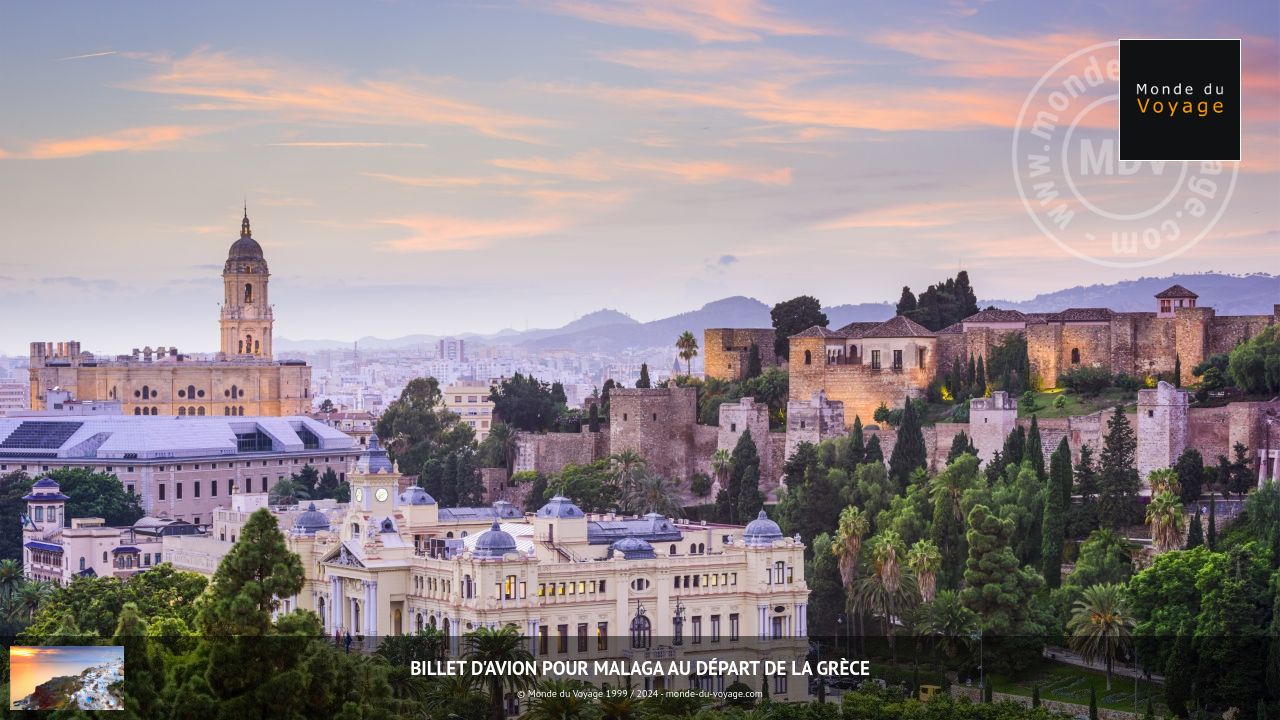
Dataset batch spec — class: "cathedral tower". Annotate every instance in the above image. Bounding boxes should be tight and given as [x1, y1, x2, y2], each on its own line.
[220, 207, 274, 358]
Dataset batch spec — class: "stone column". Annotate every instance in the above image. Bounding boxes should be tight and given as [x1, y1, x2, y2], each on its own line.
[330, 577, 341, 632]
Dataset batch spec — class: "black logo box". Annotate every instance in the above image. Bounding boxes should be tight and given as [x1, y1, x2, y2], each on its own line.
[1119, 39, 1241, 161]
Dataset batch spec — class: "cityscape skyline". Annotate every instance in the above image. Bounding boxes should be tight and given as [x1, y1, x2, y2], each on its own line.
[2, 0, 1277, 356]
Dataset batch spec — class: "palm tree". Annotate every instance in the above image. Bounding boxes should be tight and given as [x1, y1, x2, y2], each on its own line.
[1146, 468, 1181, 497]
[609, 450, 647, 493]
[423, 674, 486, 717]
[851, 567, 918, 652]
[624, 473, 684, 517]
[463, 625, 535, 720]
[912, 590, 978, 661]
[676, 331, 699, 376]
[906, 539, 942, 603]
[486, 421, 519, 475]
[8, 580, 54, 622]
[711, 449, 732, 493]
[832, 506, 869, 589]
[1067, 583, 1134, 691]
[1145, 490, 1186, 553]
[0, 559, 23, 599]
[598, 692, 639, 720]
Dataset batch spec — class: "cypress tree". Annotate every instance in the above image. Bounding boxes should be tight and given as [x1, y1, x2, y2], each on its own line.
[951, 356, 964, 398]
[728, 429, 760, 523]
[1025, 415, 1045, 480]
[847, 416, 866, 469]
[738, 465, 763, 521]
[983, 676, 992, 703]
[1088, 688, 1098, 720]
[967, 354, 976, 390]
[975, 356, 987, 396]
[865, 434, 884, 464]
[1003, 425, 1026, 471]
[947, 431, 977, 464]
[1097, 406, 1140, 530]
[636, 363, 651, 389]
[889, 398, 927, 491]
[588, 403, 600, 432]
[1174, 356, 1182, 388]
[985, 450, 1005, 485]
[746, 343, 763, 379]
[1186, 509, 1203, 548]
[1041, 437, 1071, 588]
[1032, 684, 1041, 708]
[1207, 495, 1217, 549]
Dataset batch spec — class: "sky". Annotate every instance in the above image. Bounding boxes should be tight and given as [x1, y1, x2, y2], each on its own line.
[0, 0, 1277, 355]
[9, 646, 122, 703]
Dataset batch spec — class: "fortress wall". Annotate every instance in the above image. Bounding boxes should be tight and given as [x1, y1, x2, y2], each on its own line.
[704, 328, 777, 381]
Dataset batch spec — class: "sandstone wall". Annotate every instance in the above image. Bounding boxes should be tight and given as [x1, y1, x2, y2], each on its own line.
[512, 430, 606, 476]
[610, 386, 699, 480]
[704, 328, 777, 381]
[788, 336, 930, 428]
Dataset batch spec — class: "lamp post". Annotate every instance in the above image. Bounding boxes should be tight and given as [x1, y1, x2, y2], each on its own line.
[672, 597, 685, 646]
[836, 613, 846, 657]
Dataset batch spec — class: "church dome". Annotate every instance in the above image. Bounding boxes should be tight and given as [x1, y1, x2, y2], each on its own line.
[743, 510, 783, 547]
[225, 209, 268, 271]
[398, 487, 436, 506]
[610, 536, 655, 560]
[292, 503, 330, 535]
[474, 520, 518, 559]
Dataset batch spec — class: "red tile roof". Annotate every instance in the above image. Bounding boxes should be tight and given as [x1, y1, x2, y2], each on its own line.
[862, 315, 936, 338]
[1155, 284, 1199, 299]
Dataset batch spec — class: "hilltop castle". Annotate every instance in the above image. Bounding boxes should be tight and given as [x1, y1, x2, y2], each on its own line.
[27, 210, 312, 417]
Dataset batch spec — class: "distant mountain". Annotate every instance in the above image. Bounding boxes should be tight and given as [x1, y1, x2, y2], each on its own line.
[984, 273, 1279, 315]
[275, 273, 1278, 353]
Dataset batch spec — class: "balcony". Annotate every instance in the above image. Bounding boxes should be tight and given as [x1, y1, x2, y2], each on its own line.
[623, 644, 677, 660]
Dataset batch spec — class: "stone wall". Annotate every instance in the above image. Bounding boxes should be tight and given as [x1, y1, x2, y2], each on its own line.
[512, 429, 607, 476]
[970, 392, 1018, 468]
[784, 391, 846, 462]
[704, 328, 777, 381]
[789, 335, 930, 428]
[1136, 382, 1189, 486]
[718, 397, 775, 483]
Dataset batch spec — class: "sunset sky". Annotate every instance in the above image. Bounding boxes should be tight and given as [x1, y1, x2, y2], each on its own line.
[1, 1, 1277, 354]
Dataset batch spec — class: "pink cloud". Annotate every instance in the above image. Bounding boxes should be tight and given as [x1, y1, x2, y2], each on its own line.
[540, 0, 835, 43]
[492, 150, 792, 185]
[380, 214, 570, 252]
[13, 125, 207, 159]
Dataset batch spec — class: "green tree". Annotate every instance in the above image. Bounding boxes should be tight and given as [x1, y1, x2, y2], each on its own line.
[929, 454, 982, 590]
[888, 397, 927, 491]
[377, 377, 476, 475]
[1174, 447, 1204, 504]
[947, 431, 977, 464]
[833, 506, 869, 594]
[1041, 438, 1071, 588]
[268, 477, 307, 505]
[1185, 509, 1203, 549]
[676, 331, 699, 376]
[291, 463, 321, 496]
[746, 343, 763, 379]
[988, 332, 1032, 395]
[1025, 415, 1045, 479]
[48, 467, 145, 528]
[898, 272, 979, 331]
[463, 626, 535, 720]
[906, 539, 941, 603]
[1097, 406, 1140, 530]
[960, 505, 1043, 669]
[896, 286, 917, 315]
[1068, 584, 1133, 690]
[315, 467, 343, 501]
[588, 403, 600, 432]
[1227, 324, 1280, 394]
[1067, 529, 1134, 588]
[1206, 494, 1217, 550]
[727, 429, 760, 524]
[1145, 491, 1185, 553]
[636, 363, 652, 389]
[487, 373, 565, 433]
[770, 295, 828, 359]
[865, 434, 884, 464]
[1002, 426, 1026, 472]
[317, 398, 336, 413]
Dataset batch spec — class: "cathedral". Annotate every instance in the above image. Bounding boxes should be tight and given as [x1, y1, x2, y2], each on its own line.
[27, 209, 312, 416]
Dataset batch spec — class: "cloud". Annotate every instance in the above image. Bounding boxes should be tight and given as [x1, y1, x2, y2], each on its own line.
[264, 141, 428, 149]
[815, 199, 1024, 230]
[597, 47, 854, 77]
[539, 0, 836, 43]
[362, 171, 550, 188]
[56, 50, 117, 61]
[717, 254, 738, 266]
[379, 214, 570, 252]
[9, 125, 208, 160]
[871, 29, 1107, 79]
[124, 48, 552, 142]
[492, 150, 792, 185]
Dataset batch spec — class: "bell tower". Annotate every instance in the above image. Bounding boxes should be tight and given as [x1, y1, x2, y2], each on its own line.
[220, 206, 274, 358]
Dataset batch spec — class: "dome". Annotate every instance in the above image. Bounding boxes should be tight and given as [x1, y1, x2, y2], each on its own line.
[225, 210, 268, 273]
[473, 520, 517, 559]
[743, 510, 783, 547]
[610, 536, 655, 560]
[227, 235, 264, 261]
[32, 477, 60, 489]
[354, 433, 395, 474]
[537, 496, 584, 519]
[292, 503, 330, 535]
[398, 487, 436, 506]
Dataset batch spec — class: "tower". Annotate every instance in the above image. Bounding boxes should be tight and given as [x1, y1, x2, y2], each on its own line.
[22, 477, 68, 540]
[1137, 380, 1189, 489]
[221, 206, 274, 358]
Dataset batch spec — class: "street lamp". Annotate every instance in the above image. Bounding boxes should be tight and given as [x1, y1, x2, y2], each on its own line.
[672, 597, 685, 646]
[836, 613, 846, 657]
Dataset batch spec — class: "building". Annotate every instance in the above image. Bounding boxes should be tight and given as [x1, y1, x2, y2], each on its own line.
[9, 388, 122, 417]
[162, 436, 811, 700]
[704, 329, 778, 382]
[313, 410, 376, 446]
[28, 209, 313, 417]
[440, 380, 496, 441]
[0, 414, 359, 524]
[22, 477, 200, 585]
[438, 337, 466, 362]
[0, 379, 28, 417]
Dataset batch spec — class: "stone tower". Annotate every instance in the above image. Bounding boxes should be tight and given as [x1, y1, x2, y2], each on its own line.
[220, 206, 274, 358]
[969, 391, 1018, 468]
[1137, 380, 1189, 489]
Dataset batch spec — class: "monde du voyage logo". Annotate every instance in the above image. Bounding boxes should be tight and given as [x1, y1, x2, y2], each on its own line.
[1120, 39, 1241, 161]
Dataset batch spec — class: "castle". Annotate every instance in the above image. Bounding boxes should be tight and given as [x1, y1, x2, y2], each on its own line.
[27, 210, 312, 416]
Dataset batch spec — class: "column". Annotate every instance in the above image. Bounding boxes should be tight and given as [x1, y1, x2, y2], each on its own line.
[330, 577, 341, 632]
[449, 616, 460, 656]
[527, 619, 539, 655]
[758, 606, 767, 640]
[364, 580, 377, 637]
[1261, 450, 1269, 485]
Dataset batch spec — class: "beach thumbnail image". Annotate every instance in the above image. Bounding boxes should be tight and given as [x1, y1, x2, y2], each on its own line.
[9, 646, 124, 711]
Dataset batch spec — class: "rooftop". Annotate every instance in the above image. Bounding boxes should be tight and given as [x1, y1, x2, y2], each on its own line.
[1155, 284, 1199, 299]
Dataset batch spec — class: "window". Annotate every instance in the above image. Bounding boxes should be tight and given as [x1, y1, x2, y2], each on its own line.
[159, 484, 166, 501]
[773, 674, 787, 695]
[1071, 347, 1081, 364]
[539, 626, 549, 655]
[33, 507, 43, 522]
[577, 623, 588, 652]
[692, 616, 702, 644]
[730, 423, 736, 432]
[870, 350, 881, 369]
[893, 349, 903, 369]
[630, 613, 651, 649]
[803, 350, 812, 365]
[711, 615, 721, 642]
[211, 481, 217, 497]
[730, 614, 740, 641]
[176, 483, 183, 500]
[557, 625, 568, 654]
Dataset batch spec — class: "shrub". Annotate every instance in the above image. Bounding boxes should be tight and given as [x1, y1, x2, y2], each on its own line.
[1059, 366, 1113, 396]
[1053, 395, 1067, 410]
[1114, 373, 1142, 392]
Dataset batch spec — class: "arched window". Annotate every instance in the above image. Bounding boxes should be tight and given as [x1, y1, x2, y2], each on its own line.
[698, 543, 705, 554]
[189, 406, 196, 416]
[670, 544, 677, 556]
[416, 614, 423, 633]
[187, 385, 196, 400]
[134, 407, 142, 416]
[1071, 348, 1081, 364]
[102, 551, 108, 563]
[197, 407, 205, 416]
[244, 283, 253, 303]
[630, 612, 652, 649]
[142, 385, 151, 399]
[238, 340, 244, 353]
[463, 575, 474, 599]
[245, 334, 254, 354]
[178, 407, 186, 416]
[803, 350, 812, 365]
[79, 557, 85, 571]
[254, 339, 260, 354]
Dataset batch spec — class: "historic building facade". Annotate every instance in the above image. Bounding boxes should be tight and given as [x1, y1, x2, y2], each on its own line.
[27, 210, 312, 417]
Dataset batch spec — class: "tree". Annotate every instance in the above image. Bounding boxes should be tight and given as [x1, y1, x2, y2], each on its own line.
[988, 333, 1032, 395]
[1228, 442, 1255, 498]
[268, 478, 307, 505]
[1041, 438, 1071, 588]
[636, 363, 652, 389]
[463, 625, 535, 720]
[770, 296, 828, 359]
[487, 373, 565, 433]
[710, 449, 731, 495]
[588, 404, 600, 433]
[738, 465, 763, 521]
[378, 377, 476, 475]
[888, 397, 927, 491]
[44, 468, 145, 528]
[864, 435, 884, 464]
[315, 467, 343, 501]
[727, 429, 760, 524]
[1097, 406, 1140, 530]
[317, 398, 336, 413]
[898, 272, 979, 331]
[947, 431, 977, 464]
[1185, 509, 1203, 549]
[1145, 491, 1185, 553]
[1206, 494, 1217, 550]
[1174, 448, 1204, 504]
[929, 454, 982, 590]
[623, 473, 683, 517]
[974, 356, 988, 397]
[1228, 324, 1280, 394]
[1002, 426, 1026, 472]
[746, 343, 763, 379]
[676, 331, 699, 376]
[1067, 529, 1135, 588]
[833, 506, 869, 590]
[851, 530, 917, 649]
[1025, 416, 1045, 480]
[689, 473, 712, 498]
[960, 505, 1042, 657]
[896, 286, 917, 315]
[906, 539, 941, 603]
[846, 416, 866, 469]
